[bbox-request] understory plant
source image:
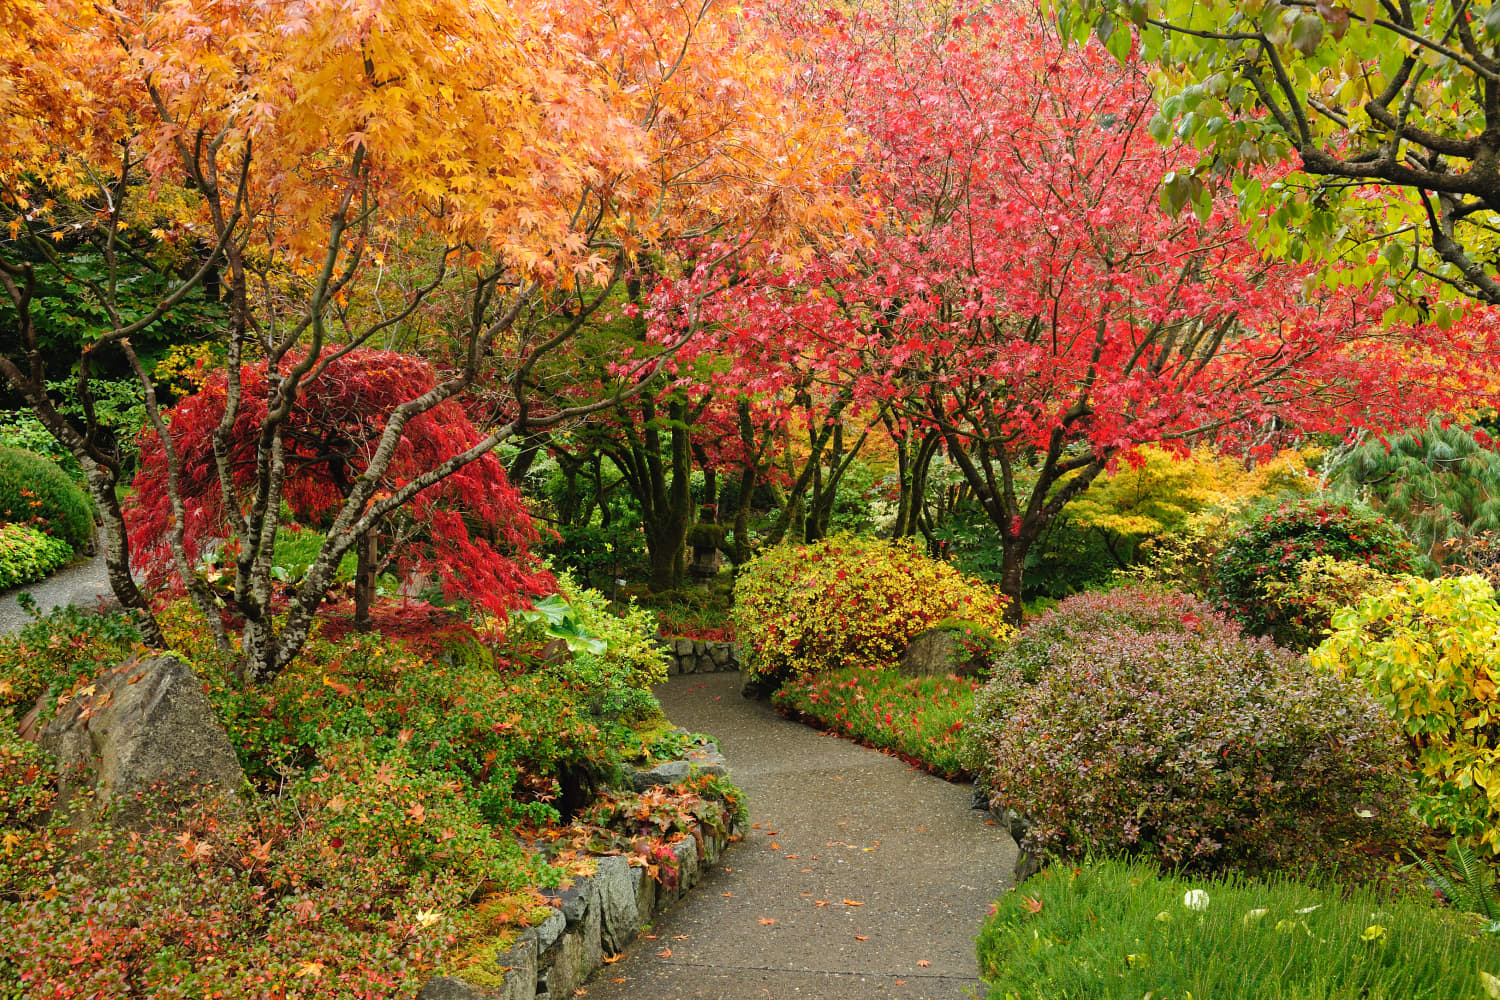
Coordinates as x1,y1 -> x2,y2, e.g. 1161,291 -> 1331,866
733,534 -> 1011,690
978,859 -> 1500,1000
968,587 -> 1411,875
1313,574 -> 1500,855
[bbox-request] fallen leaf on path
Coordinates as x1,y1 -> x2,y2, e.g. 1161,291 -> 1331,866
815,900 -> 829,907
656,948 -> 672,958
843,899 -> 864,907
673,935 -> 689,940
721,892 -> 735,897
770,842 -> 782,850
611,978 -> 626,984
758,918 -> 777,925
603,954 -> 624,964
917,960 -> 931,968
855,935 -> 868,941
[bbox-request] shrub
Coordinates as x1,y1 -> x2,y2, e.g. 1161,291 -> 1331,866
1214,497 -> 1415,646
0,716 -> 60,899
969,594 -> 1411,875
977,859 -> 1500,1000
772,667 -> 981,778
1312,574 -> 1500,855
0,447 -> 93,553
0,523 -> 74,591
1253,553 -> 1396,649
732,534 -> 1011,689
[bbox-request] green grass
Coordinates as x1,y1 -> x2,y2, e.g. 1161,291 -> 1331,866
979,858 -> 1500,999
770,666 -> 979,779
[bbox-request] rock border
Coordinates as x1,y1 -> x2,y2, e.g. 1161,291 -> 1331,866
659,637 -> 740,675
420,760 -> 739,1000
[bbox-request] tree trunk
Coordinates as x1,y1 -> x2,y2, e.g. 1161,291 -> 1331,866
86,459 -> 167,647
353,530 -> 378,628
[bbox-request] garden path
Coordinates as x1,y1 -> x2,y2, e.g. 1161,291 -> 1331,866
0,548 -> 110,635
585,670 -> 1017,1000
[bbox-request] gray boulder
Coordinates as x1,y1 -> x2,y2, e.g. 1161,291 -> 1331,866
39,655 -> 246,828
898,626 -> 988,677
630,759 -> 690,791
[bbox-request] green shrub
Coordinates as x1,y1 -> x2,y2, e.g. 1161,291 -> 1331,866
0,523 -> 74,591
0,412 -> 81,483
0,716 -> 59,899
1313,574 -> 1500,855
1214,497 -> 1415,646
977,859 -> 1500,1000
772,666 -> 980,778
732,534 -> 1012,690
0,447 -> 93,553
968,588 -> 1411,875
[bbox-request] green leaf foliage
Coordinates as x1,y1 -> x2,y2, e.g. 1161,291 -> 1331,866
0,447 -> 94,553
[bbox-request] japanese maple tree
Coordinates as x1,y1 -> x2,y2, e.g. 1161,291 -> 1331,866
128,350 -> 553,625
703,3 -> 1492,612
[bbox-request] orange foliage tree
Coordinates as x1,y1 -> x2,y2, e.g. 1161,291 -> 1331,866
0,0 -> 844,678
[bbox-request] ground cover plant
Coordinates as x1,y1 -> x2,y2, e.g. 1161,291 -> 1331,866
977,859 -> 1500,1000
967,587 -> 1412,876
771,667 -> 980,779
1313,575 -> 1500,856
0,523 -> 74,591
733,534 -> 1010,691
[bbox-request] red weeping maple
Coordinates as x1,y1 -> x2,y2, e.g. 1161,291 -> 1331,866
128,349 -> 553,619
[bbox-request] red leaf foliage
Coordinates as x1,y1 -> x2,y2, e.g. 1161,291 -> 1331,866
127,349 -> 552,616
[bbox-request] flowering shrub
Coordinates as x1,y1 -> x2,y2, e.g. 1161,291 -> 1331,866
0,447 -> 94,553
772,667 -> 981,778
1253,554 -> 1395,649
732,535 -> 1011,689
978,859 -> 1499,999
968,592 -> 1410,874
1312,575 -> 1500,855
0,523 -> 74,591
1214,498 -> 1415,646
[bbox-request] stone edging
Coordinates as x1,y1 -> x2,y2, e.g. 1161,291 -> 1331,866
659,637 -> 740,675
420,761 -> 738,1000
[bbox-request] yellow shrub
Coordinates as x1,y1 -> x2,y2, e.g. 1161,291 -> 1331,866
732,535 -> 1012,688
1312,574 -> 1500,852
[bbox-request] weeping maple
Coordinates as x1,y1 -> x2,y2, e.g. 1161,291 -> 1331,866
128,350 -> 552,623
699,3 -> 1494,612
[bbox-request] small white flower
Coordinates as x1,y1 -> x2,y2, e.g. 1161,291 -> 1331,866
1182,889 -> 1210,911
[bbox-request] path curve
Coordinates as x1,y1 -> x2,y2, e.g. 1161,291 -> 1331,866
0,548 -> 110,636
587,670 -> 1017,1000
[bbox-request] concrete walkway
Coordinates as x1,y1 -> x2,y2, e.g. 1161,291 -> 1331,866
586,671 -> 1017,1000
0,549 -> 109,635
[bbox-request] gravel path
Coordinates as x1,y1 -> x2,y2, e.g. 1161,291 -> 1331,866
584,671 -> 1017,1000
0,548 -> 111,635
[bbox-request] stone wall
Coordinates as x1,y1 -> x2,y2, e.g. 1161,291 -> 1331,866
660,637 -> 740,675
420,758 -> 738,1000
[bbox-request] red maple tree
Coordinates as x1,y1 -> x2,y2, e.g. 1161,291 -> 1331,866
690,3 -> 1494,611
129,349 -> 553,622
